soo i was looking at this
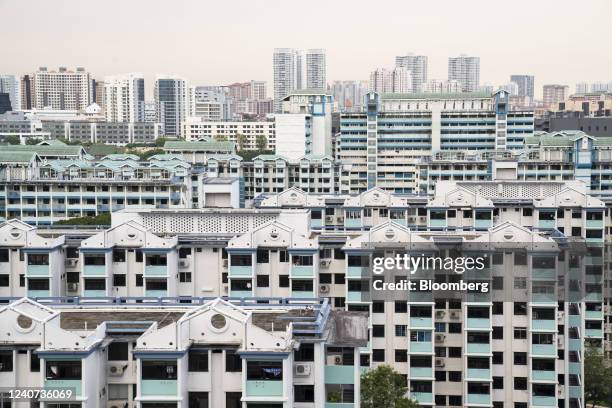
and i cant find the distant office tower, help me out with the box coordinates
[20,75,33,110]
[426,79,462,94]
[144,101,156,123]
[448,55,480,92]
[190,87,233,121]
[369,67,412,94]
[500,82,519,96]
[575,83,589,95]
[93,80,105,112]
[0,75,21,112]
[395,54,428,93]
[0,93,12,114]
[273,48,326,112]
[331,80,369,112]
[31,67,91,110]
[305,49,326,89]
[104,73,145,122]
[543,84,569,108]
[510,75,535,98]
[154,76,187,136]
[591,82,611,93]
[250,80,267,100]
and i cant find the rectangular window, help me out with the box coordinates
[225,350,242,372]
[141,360,177,379]
[113,274,126,287]
[188,350,209,372]
[108,342,129,361]
[294,384,314,402]
[46,360,81,379]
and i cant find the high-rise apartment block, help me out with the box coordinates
[0,75,21,112]
[543,84,569,108]
[448,55,480,92]
[395,54,428,93]
[31,67,91,110]
[155,75,188,136]
[330,80,369,112]
[369,67,412,94]
[273,48,326,112]
[510,75,535,99]
[104,73,145,122]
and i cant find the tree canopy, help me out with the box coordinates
[361,365,420,408]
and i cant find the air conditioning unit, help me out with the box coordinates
[319,284,330,293]
[435,358,445,368]
[334,356,342,365]
[67,283,78,292]
[66,259,78,267]
[450,311,459,319]
[294,363,312,376]
[222,284,228,294]
[325,216,334,223]
[557,337,563,347]
[108,401,129,408]
[435,334,445,343]
[337,217,344,223]
[557,311,564,321]
[320,260,330,268]
[108,364,127,377]
[436,310,446,318]
[222,259,228,268]
[179,259,190,268]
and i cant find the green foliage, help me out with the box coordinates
[3,135,21,145]
[256,134,268,150]
[128,148,165,161]
[215,134,228,142]
[584,345,612,407]
[236,133,249,151]
[55,213,111,226]
[361,365,419,408]
[155,137,170,147]
[25,138,43,145]
[238,150,274,161]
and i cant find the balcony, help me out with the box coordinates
[83,290,106,297]
[474,219,492,229]
[83,265,105,276]
[346,291,366,302]
[346,267,368,278]
[410,392,433,404]
[467,393,491,405]
[230,290,253,298]
[467,368,490,380]
[311,219,322,228]
[145,290,167,298]
[229,265,253,277]
[585,329,603,338]
[532,268,555,280]
[466,343,491,354]
[585,219,603,228]
[538,220,555,229]
[325,365,354,384]
[532,396,556,407]
[466,318,490,330]
[409,367,433,378]
[585,310,603,319]
[144,265,167,277]
[291,265,314,278]
[532,320,556,331]
[345,219,362,228]
[410,342,432,353]
[410,317,433,328]
[28,290,50,297]
[291,290,315,298]
[531,344,556,356]
[26,264,49,276]
[44,379,81,396]
[429,219,446,228]
[140,379,177,396]
[245,380,283,397]
[532,370,556,382]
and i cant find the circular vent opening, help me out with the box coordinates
[211,314,227,330]
[17,315,33,329]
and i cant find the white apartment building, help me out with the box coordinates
[0,74,22,111]
[448,55,480,93]
[395,54,428,93]
[369,67,412,94]
[104,73,146,122]
[32,67,91,110]
[543,84,569,108]
[426,79,462,94]
[182,118,276,150]
[305,49,326,89]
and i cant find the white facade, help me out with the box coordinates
[274,114,310,160]
[395,54,428,93]
[182,118,275,150]
[32,67,91,110]
[426,79,462,94]
[103,73,145,122]
[448,55,480,92]
[0,75,21,111]
[369,67,412,93]
[305,49,326,89]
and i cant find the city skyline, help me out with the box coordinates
[1,0,611,99]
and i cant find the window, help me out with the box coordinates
[0,351,12,372]
[279,250,289,262]
[372,325,385,337]
[188,350,208,372]
[0,249,8,263]
[142,360,177,379]
[410,331,432,342]
[46,360,81,379]
[448,347,461,358]
[513,377,527,390]
[395,301,407,313]
[372,301,384,313]
[493,376,504,389]
[294,385,314,403]
[108,342,129,361]
[256,275,269,288]
[28,278,49,290]
[294,344,314,362]
[179,272,192,283]
[395,325,407,337]
[84,279,105,291]
[514,302,527,315]
[225,350,242,372]
[30,351,40,371]
[448,371,461,382]
[514,352,527,365]
[136,274,143,287]
[320,273,332,284]
[448,323,462,333]
[372,349,385,362]
[113,274,126,287]
[395,349,407,362]
[435,370,446,381]
[492,352,503,364]
[435,322,446,332]
[112,249,126,263]
[0,275,8,287]
[334,273,345,284]
[514,327,527,339]
[492,326,503,339]
[279,275,289,287]
[256,249,269,264]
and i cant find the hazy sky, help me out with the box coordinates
[1,0,611,98]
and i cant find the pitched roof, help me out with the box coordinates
[0,151,39,163]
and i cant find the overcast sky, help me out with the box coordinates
[1,0,611,98]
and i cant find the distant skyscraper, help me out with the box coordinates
[543,84,569,108]
[305,49,326,89]
[448,55,480,92]
[273,48,326,112]
[510,75,535,98]
[590,82,611,93]
[93,80,105,112]
[104,73,145,122]
[575,83,589,94]
[154,76,187,136]
[369,67,412,94]
[0,94,12,114]
[144,101,156,123]
[500,82,519,96]
[395,54,428,93]
[0,75,21,112]
[330,80,369,112]
[31,67,91,110]
[426,79,461,94]
[20,75,33,110]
